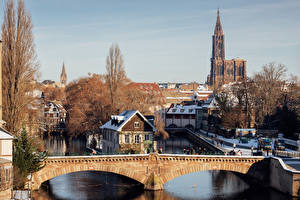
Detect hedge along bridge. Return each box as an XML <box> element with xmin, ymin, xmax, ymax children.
<box><xmin>32</xmin><ymin>154</ymin><xmax>264</xmax><ymax>191</ymax></box>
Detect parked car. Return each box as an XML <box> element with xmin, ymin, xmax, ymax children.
<box><xmin>253</xmin><ymin>150</ymin><xmax>263</xmax><ymax>156</ymax></box>
<box><xmin>240</xmin><ymin>137</ymin><xmax>248</xmax><ymax>144</ymax></box>
<box><xmin>274</xmin><ymin>139</ymin><xmax>285</xmax><ymax>150</ymax></box>
<box><xmin>262</xmin><ymin>138</ymin><xmax>272</xmax><ymax>150</ymax></box>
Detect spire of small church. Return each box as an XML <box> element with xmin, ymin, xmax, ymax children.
<box><xmin>214</xmin><ymin>8</ymin><xmax>223</xmax><ymax>35</ymax></box>
<box><xmin>60</xmin><ymin>62</ymin><xmax>67</xmax><ymax>87</ymax></box>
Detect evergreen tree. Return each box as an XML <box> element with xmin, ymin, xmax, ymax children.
<box><xmin>270</xmin><ymin>105</ymin><xmax>300</xmax><ymax>139</ymax></box>
<box><xmin>13</xmin><ymin>128</ymin><xmax>47</xmax><ymax>189</ymax></box>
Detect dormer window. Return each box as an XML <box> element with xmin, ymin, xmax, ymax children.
<box><xmin>134</xmin><ymin>122</ymin><xmax>140</xmax><ymax>128</ymax></box>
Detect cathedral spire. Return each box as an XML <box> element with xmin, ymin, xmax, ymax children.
<box><xmin>60</xmin><ymin>62</ymin><xmax>67</xmax><ymax>87</ymax></box>
<box><xmin>214</xmin><ymin>8</ymin><xmax>223</xmax><ymax>35</ymax></box>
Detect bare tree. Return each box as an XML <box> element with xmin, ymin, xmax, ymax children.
<box><xmin>105</xmin><ymin>44</ymin><xmax>128</xmax><ymax>114</ymax></box>
<box><xmin>2</xmin><ymin>0</ymin><xmax>39</xmax><ymax>135</ymax></box>
<box><xmin>154</xmin><ymin>112</ymin><xmax>169</xmax><ymax>139</ymax></box>
<box><xmin>65</xmin><ymin>74</ymin><xmax>110</xmax><ymax>136</ymax></box>
<box><xmin>252</xmin><ymin>63</ymin><xmax>287</xmax><ymax>126</ymax></box>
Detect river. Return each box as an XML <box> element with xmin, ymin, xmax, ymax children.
<box><xmin>32</xmin><ymin>135</ymin><xmax>293</xmax><ymax>200</ymax></box>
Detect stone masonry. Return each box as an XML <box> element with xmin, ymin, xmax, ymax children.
<box><xmin>32</xmin><ymin>154</ymin><xmax>263</xmax><ymax>191</ymax></box>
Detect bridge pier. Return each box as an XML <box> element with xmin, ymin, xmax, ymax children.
<box><xmin>144</xmin><ymin>172</ymin><xmax>163</xmax><ymax>190</ymax></box>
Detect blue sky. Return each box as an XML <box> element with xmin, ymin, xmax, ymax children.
<box><xmin>1</xmin><ymin>0</ymin><xmax>299</xmax><ymax>83</ymax></box>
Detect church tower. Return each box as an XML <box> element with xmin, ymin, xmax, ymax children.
<box><xmin>210</xmin><ymin>9</ymin><xmax>225</xmax><ymax>86</ymax></box>
<box><xmin>212</xmin><ymin>9</ymin><xmax>225</xmax><ymax>60</ymax></box>
<box><xmin>60</xmin><ymin>62</ymin><xmax>67</xmax><ymax>87</ymax></box>
<box><xmin>209</xmin><ymin>9</ymin><xmax>247</xmax><ymax>87</ymax></box>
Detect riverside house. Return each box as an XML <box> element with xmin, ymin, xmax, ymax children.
<box><xmin>100</xmin><ymin>110</ymin><xmax>156</xmax><ymax>154</ymax></box>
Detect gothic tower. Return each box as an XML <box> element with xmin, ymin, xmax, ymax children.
<box><xmin>60</xmin><ymin>62</ymin><xmax>67</xmax><ymax>87</ymax></box>
<box><xmin>209</xmin><ymin>9</ymin><xmax>246</xmax><ymax>87</ymax></box>
<box><xmin>210</xmin><ymin>9</ymin><xmax>225</xmax><ymax>86</ymax></box>
<box><xmin>212</xmin><ymin>9</ymin><xmax>225</xmax><ymax>60</ymax></box>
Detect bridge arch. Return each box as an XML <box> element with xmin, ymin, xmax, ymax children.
<box><xmin>185</xmin><ymin>124</ymin><xmax>194</xmax><ymax>130</ymax></box>
<box><xmin>32</xmin><ymin>156</ymin><xmax>151</xmax><ymax>190</ymax></box>
<box><xmin>159</xmin><ymin>159</ymin><xmax>252</xmax><ymax>185</ymax></box>
<box><xmin>167</xmin><ymin>124</ymin><xmax>177</xmax><ymax>128</ymax></box>
<box><xmin>34</xmin><ymin>164</ymin><xmax>146</xmax><ymax>190</ymax></box>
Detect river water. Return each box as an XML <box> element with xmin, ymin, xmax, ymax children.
<box><xmin>33</xmin><ymin>135</ymin><xmax>293</xmax><ymax>200</ymax></box>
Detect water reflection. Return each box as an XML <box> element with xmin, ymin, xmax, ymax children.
<box><xmin>43</xmin><ymin>136</ymin><xmax>86</xmax><ymax>156</ymax></box>
<box><xmin>165</xmin><ymin>171</ymin><xmax>250</xmax><ymax>199</ymax></box>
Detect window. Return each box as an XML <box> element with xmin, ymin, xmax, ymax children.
<box><xmin>53</xmin><ymin>108</ymin><xmax>57</xmax><ymax>111</ymax></box>
<box><xmin>189</xmin><ymin>109</ymin><xmax>193</xmax><ymax>113</ymax></box>
<box><xmin>134</xmin><ymin>122</ymin><xmax>140</xmax><ymax>128</ymax></box>
<box><xmin>135</xmin><ymin>135</ymin><xmax>140</xmax><ymax>143</ymax></box>
<box><xmin>125</xmin><ymin>135</ymin><xmax>130</xmax><ymax>144</ymax></box>
<box><xmin>172</xmin><ymin>109</ymin><xmax>177</xmax><ymax>112</ymax></box>
<box><xmin>166</xmin><ymin>114</ymin><xmax>172</xmax><ymax>119</ymax></box>
<box><xmin>144</xmin><ymin>134</ymin><xmax>151</xmax><ymax>141</ymax></box>
<box><xmin>180</xmin><ymin>109</ymin><xmax>184</xmax><ymax>112</ymax></box>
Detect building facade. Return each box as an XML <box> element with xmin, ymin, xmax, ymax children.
<box><xmin>209</xmin><ymin>9</ymin><xmax>247</xmax><ymax>87</ymax></box>
<box><xmin>100</xmin><ymin>110</ymin><xmax>156</xmax><ymax>154</ymax></box>
<box><xmin>165</xmin><ymin>96</ymin><xmax>220</xmax><ymax>131</ymax></box>
<box><xmin>40</xmin><ymin>100</ymin><xmax>67</xmax><ymax>134</ymax></box>
<box><xmin>165</xmin><ymin>104</ymin><xmax>199</xmax><ymax>129</ymax></box>
<box><xmin>0</xmin><ymin>128</ymin><xmax>13</xmax><ymax>199</ymax></box>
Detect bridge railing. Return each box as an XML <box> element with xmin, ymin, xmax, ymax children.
<box><xmin>48</xmin><ymin>151</ymin><xmax>226</xmax><ymax>157</ymax></box>
<box><xmin>274</xmin><ymin>150</ymin><xmax>300</xmax><ymax>158</ymax></box>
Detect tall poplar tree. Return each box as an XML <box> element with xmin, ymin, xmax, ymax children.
<box><xmin>105</xmin><ymin>44</ymin><xmax>128</xmax><ymax>114</ymax></box>
<box><xmin>2</xmin><ymin>0</ymin><xmax>39</xmax><ymax>135</ymax></box>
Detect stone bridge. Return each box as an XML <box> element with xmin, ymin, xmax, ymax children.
<box><xmin>32</xmin><ymin>153</ymin><xmax>264</xmax><ymax>191</ymax></box>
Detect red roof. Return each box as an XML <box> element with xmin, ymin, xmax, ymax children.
<box><xmin>129</xmin><ymin>82</ymin><xmax>162</xmax><ymax>93</ymax></box>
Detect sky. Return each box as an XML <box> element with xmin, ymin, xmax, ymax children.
<box><xmin>0</xmin><ymin>0</ymin><xmax>299</xmax><ymax>83</ymax></box>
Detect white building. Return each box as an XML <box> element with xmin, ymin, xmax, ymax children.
<box><xmin>0</xmin><ymin>127</ymin><xmax>13</xmax><ymax>161</ymax></box>
<box><xmin>100</xmin><ymin>110</ymin><xmax>156</xmax><ymax>154</ymax></box>
<box><xmin>165</xmin><ymin>104</ymin><xmax>201</xmax><ymax>129</ymax></box>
